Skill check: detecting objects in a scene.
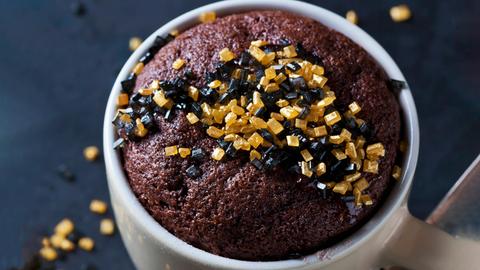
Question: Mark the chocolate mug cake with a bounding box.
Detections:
[111,10,402,261]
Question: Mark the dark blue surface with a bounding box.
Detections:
[0,0,479,269]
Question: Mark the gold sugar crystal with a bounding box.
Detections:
[219,48,235,62]
[186,112,200,124]
[165,145,178,156]
[390,4,411,22]
[247,132,264,148]
[392,165,402,180]
[172,58,186,70]
[348,101,361,115]
[211,147,225,161]
[346,10,359,25]
[116,93,129,107]
[363,159,379,174]
[300,149,313,162]
[333,182,349,195]
[324,111,341,126]
[301,161,313,177]
[248,45,266,62]
[206,126,224,138]
[316,162,326,176]
[267,118,284,135]
[286,135,299,147]
[199,11,216,23]
[179,148,191,158]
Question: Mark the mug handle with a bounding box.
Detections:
[381,209,480,270]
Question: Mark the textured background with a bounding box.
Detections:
[0,0,479,269]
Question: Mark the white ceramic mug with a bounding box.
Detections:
[103,1,480,269]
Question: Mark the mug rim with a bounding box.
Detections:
[103,0,420,269]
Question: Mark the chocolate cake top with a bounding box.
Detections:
[115,10,401,261]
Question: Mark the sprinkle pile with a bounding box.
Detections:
[113,28,402,206]
[38,199,115,262]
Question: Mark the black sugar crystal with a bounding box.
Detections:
[57,164,75,182]
[264,157,281,169]
[308,141,324,153]
[359,122,371,137]
[271,64,284,71]
[278,38,291,46]
[186,165,201,178]
[310,89,324,100]
[205,72,217,83]
[283,120,293,130]
[318,136,328,146]
[286,62,301,71]
[295,98,308,108]
[164,109,174,121]
[330,123,342,135]
[191,148,205,160]
[295,43,307,57]
[152,36,167,49]
[263,145,278,158]
[238,52,251,66]
[174,102,187,111]
[285,91,298,100]
[251,159,263,170]
[259,129,273,142]
[218,92,231,104]
[228,78,240,91]
[200,87,217,101]
[225,143,237,158]
[184,69,195,80]
[123,122,135,139]
[254,107,267,117]
[121,74,136,94]
[324,105,336,115]
[216,139,229,149]
[239,69,249,83]
[344,163,356,173]
[345,117,357,129]
[289,77,307,90]
[297,106,310,120]
[342,196,355,202]
[388,79,407,92]
[255,69,265,80]
[279,82,291,92]
[316,150,328,161]
[190,102,202,118]
[141,114,154,129]
[165,33,175,42]
[71,1,86,17]
[331,159,348,173]
[301,91,314,104]
[139,52,153,64]
[288,164,301,174]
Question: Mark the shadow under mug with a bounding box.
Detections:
[103,0,480,269]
